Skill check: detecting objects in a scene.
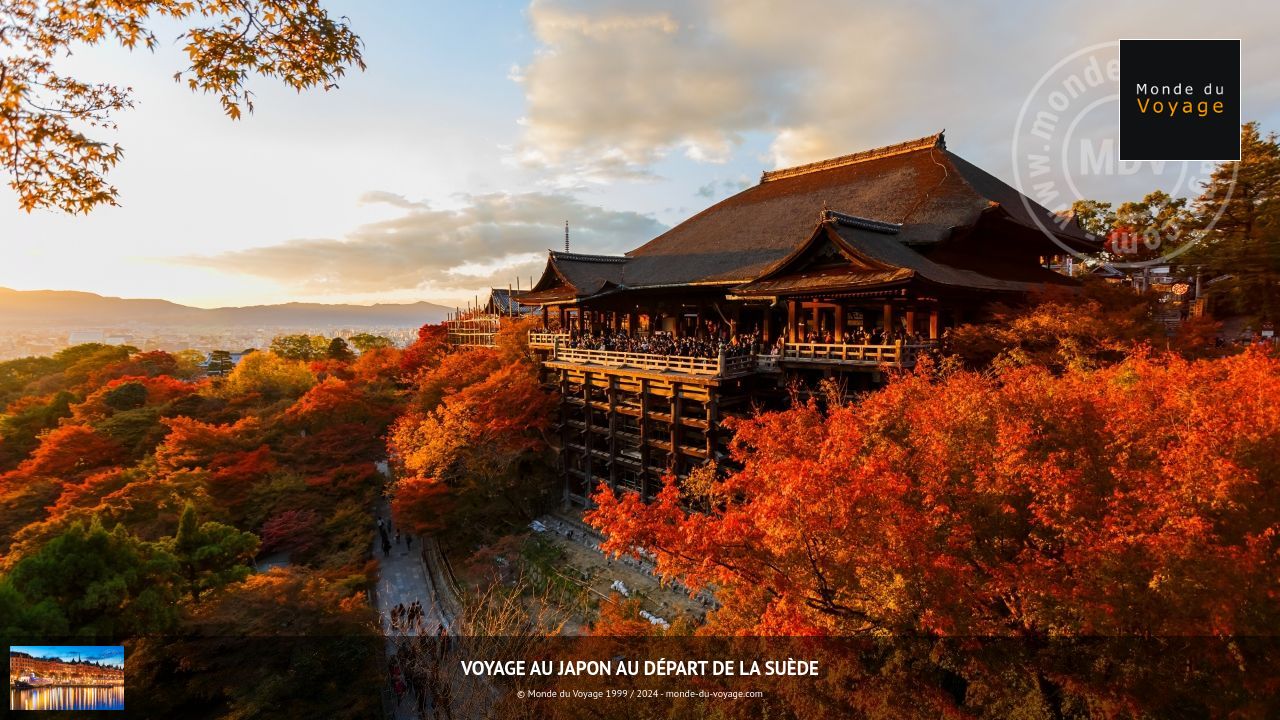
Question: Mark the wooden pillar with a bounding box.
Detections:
[882,303,893,336]
[629,310,639,334]
[638,379,651,500]
[669,385,683,477]
[581,371,593,488]
[607,377,618,490]
[762,308,772,344]
[905,308,916,339]
[834,304,846,342]
[541,305,549,329]
[929,308,939,339]
[706,393,719,460]
[787,300,798,343]
[611,312,621,332]
[559,369,571,504]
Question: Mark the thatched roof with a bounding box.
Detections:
[521,132,1094,303]
[734,211,1067,297]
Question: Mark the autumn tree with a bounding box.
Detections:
[219,350,315,402]
[1186,122,1280,320]
[946,278,1163,371]
[164,503,258,603]
[1,0,364,212]
[390,361,555,532]
[126,567,381,719]
[589,348,1280,638]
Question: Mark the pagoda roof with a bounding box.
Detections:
[734,211,1068,297]
[519,132,1096,304]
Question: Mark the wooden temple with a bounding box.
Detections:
[510,132,1095,504]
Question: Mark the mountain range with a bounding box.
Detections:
[0,287,450,329]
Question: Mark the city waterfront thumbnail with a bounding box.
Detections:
[10,646,124,711]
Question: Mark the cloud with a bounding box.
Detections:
[181,192,666,295]
[514,0,1280,181]
[695,176,751,199]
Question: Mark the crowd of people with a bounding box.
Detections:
[560,326,935,359]
[797,327,934,345]
[377,516,413,558]
[563,329,759,359]
[388,627,454,719]
[390,600,429,633]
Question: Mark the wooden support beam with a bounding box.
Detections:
[581,371,593,487]
[669,384,683,477]
[638,378,651,500]
[607,376,618,490]
[929,308,939,339]
[882,303,893,336]
[834,304,846,342]
[559,369,571,504]
[905,309,916,337]
[706,393,719,460]
[788,300,798,343]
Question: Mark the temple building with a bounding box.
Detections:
[508,133,1095,504]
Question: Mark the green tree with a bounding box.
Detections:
[220,351,315,401]
[164,504,259,603]
[326,336,355,362]
[3,518,179,635]
[1187,122,1280,321]
[1,1,364,213]
[348,333,392,353]
[206,350,235,376]
[270,334,328,361]
[171,349,209,380]
[1071,198,1116,237]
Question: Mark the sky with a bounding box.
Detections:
[11,645,125,668]
[2,0,1279,308]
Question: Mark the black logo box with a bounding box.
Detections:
[1119,39,1240,161]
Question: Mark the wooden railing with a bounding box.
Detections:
[531,330,934,375]
[550,346,730,376]
[779,341,935,366]
[528,331,570,349]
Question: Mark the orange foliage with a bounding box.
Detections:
[154,416,263,473]
[590,593,662,637]
[399,323,449,377]
[12,424,123,481]
[589,348,1280,637]
[350,346,402,383]
[391,475,451,535]
[72,374,199,421]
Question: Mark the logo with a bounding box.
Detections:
[1011,41,1238,269]
[1120,39,1241,161]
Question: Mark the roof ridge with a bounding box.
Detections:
[550,250,628,264]
[822,209,902,235]
[761,131,946,183]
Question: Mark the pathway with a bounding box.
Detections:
[370,502,452,719]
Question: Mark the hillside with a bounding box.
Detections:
[0,287,450,329]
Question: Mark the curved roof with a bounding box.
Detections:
[521,132,1095,302]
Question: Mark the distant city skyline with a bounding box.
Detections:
[10,646,125,669]
[2,1,1279,308]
